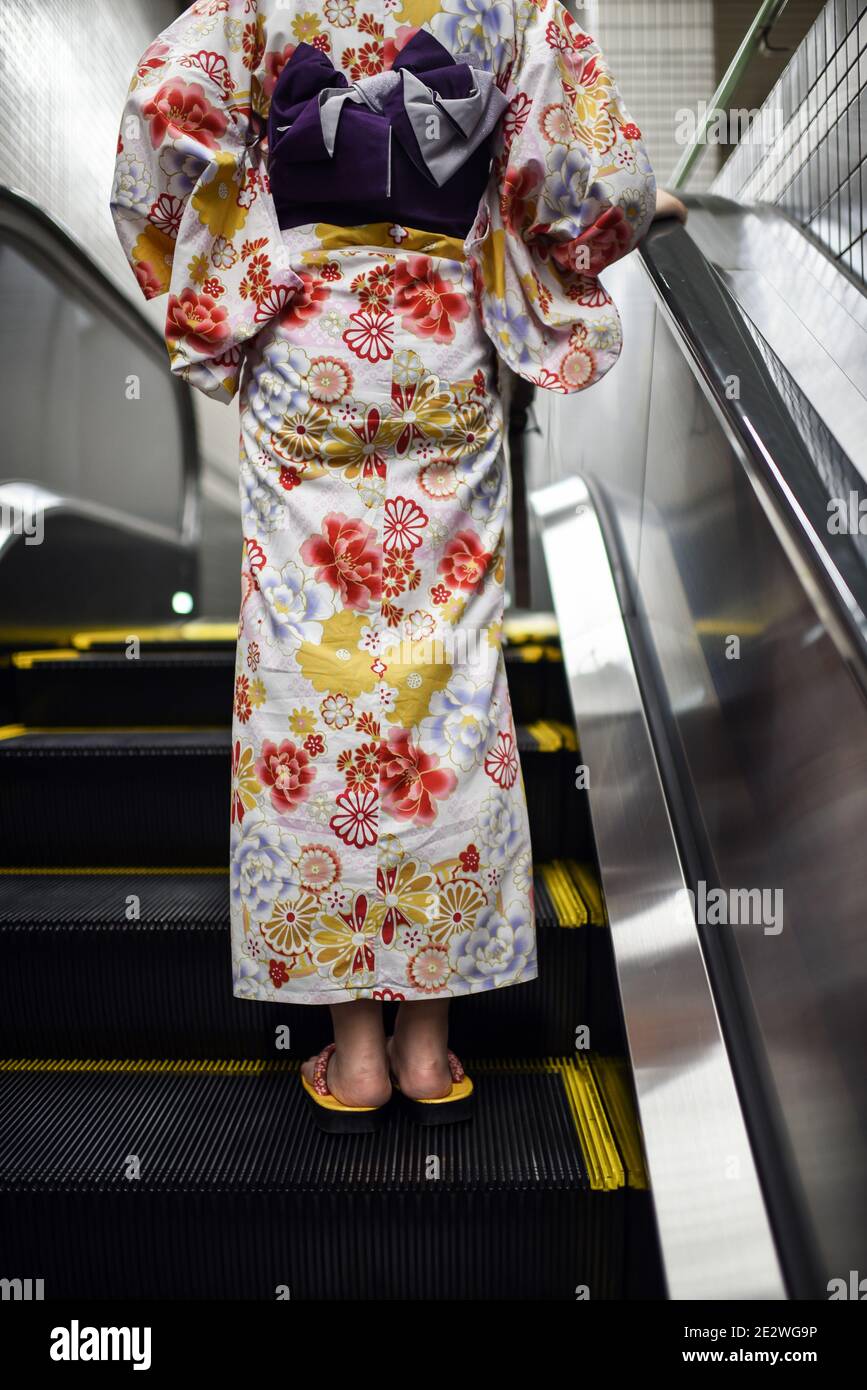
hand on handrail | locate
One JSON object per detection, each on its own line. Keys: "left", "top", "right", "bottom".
{"left": 653, "top": 188, "right": 688, "bottom": 224}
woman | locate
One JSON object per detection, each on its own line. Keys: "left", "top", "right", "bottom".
{"left": 111, "top": 0, "right": 672, "bottom": 1130}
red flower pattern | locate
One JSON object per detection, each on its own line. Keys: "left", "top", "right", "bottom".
{"left": 394, "top": 255, "right": 470, "bottom": 344}
{"left": 165, "top": 288, "right": 231, "bottom": 355}
{"left": 256, "top": 739, "right": 316, "bottom": 814}
{"left": 380, "top": 729, "right": 457, "bottom": 826}
{"left": 438, "top": 530, "right": 493, "bottom": 591}
{"left": 300, "top": 512, "right": 382, "bottom": 611}
{"left": 484, "top": 731, "right": 519, "bottom": 788}
{"left": 141, "top": 78, "right": 227, "bottom": 148}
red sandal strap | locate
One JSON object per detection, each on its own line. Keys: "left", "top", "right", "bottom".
{"left": 446, "top": 1049, "right": 465, "bottom": 1082}
{"left": 311, "top": 1042, "right": 337, "bottom": 1097}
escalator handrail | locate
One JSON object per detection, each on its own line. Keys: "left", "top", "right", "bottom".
{"left": 0, "top": 185, "right": 200, "bottom": 546}
{"left": 638, "top": 218, "right": 867, "bottom": 702}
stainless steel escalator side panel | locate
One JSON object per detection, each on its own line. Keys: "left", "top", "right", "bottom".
{"left": 630, "top": 313, "right": 867, "bottom": 1295}
{"left": 531, "top": 474, "right": 786, "bottom": 1302}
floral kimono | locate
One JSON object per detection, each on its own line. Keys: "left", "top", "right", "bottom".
{"left": 110, "top": 0, "right": 654, "bottom": 1005}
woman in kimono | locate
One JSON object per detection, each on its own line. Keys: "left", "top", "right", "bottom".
{"left": 111, "top": 0, "right": 669, "bottom": 1130}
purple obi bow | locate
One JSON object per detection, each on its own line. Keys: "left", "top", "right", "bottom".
{"left": 267, "top": 29, "right": 508, "bottom": 237}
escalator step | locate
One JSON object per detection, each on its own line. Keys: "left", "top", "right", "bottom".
{"left": 11, "top": 651, "right": 238, "bottom": 727}
{"left": 0, "top": 724, "right": 592, "bottom": 865}
{"left": 8, "top": 633, "right": 570, "bottom": 729}
{"left": 0, "top": 1059, "right": 625, "bottom": 1299}
{"left": 0, "top": 867, "right": 596, "bottom": 1058}
{"left": 0, "top": 728, "right": 229, "bottom": 867}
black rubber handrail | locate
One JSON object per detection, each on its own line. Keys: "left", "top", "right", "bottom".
{"left": 638, "top": 217, "right": 867, "bottom": 702}
{"left": 0, "top": 185, "right": 200, "bottom": 546}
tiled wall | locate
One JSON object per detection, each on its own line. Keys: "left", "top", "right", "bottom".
{"left": 713, "top": 0, "right": 867, "bottom": 283}
{"left": 0, "top": 0, "right": 180, "bottom": 295}
{"left": 589, "top": 0, "right": 718, "bottom": 190}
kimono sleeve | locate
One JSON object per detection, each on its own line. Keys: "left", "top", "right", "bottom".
{"left": 466, "top": 0, "right": 656, "bottom": 393}
{"left": 109, "top": 0, "right": 302, "bottom": 403}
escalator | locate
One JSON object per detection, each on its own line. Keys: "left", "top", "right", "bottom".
{"left": 0, "top": 623, "right": 659, "bottom": 1300}
{"left": 0, "top": 184, "right": 864, "bottom": 1300}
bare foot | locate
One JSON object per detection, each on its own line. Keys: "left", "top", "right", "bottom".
{"left": 301, "top": 1047, "right": 392, "bottom": 1108}
{"left": 386, "top": 1035, "right": 453, "bottom": 1100}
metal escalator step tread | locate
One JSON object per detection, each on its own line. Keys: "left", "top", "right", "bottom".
{"left": 12, "top": 651, "right": 234, "bottom": 671}
{"left": 0, "top": 879, "right": 588, "bottom": 1060}
{"left": 0, "top": 728, "right": 231, "bottom": 752}
{"left": 472, "top": 1057, "right": 625, "bottom": 1192}
{"left": 0, "top": 864, "right": 598, "bottom": 932}
{"left": 532, "top": 868, "right": 559, "bottom": 924}
{"left": 0, "top": 1060, "right": 594, "bottom": 1194}
{"left": 0, "top": 872, "right": 229, "bottom": 925}
{"left": 1, "top": 726, "right": 573, "bottom": 753}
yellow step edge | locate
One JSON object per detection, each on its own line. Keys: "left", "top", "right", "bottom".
{"left": 0, "top": 1058, "right": 294, "bottom": 1074}
{"left": 471, "top": 1056, "right": 626, "bottom": 1191}
{"left": 0, "top": 724, "right": 229, "bottom": 741}
{"left": 564, "top": 860, "right": 608, "bottom": 927}
{"left": 504, "top": 642, "right": 563, "bottom": 665}
{"left": 12, "top": 628, "right": 566, "bottom": 657}
{"left": 71, "top": 623, "right": 237, "bottom": 650}
{"left": 11, "top": 650, "right": 82, "bottom": 668}
{"left": 593, "top": 1056, "right": 649, "bottom": 1190}
{"left": 525, "top": 720, "right": 561, "bottom": 752}
{"left": 525, "top": 719, "right": 579, "bottom": 753}
{"left": 540, "top": 861, "right": 589, "bottom": 927}
{"left": 0, "top": 863, "right": 592, "bottom": 888}
{"left": 694, "top": 618, "right": 765, "bottom": 637}
{"left": 508, "top": 642, "right": 547, "bottom": 663}
{"left": 503, "top": 614, "right": 560, "bottom": 643}
{"left": 551, "top": 720, "right": 579, "bottom": 752}
{"left": 559, "top": 1056, "right": 626, "bottom": 1192}
{"left": 0, "top": 627, "right": 88, "bottom": 644}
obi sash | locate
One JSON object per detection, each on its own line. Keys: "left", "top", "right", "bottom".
{"left": 266, "top": 29, "right": 508, "bottom": 238}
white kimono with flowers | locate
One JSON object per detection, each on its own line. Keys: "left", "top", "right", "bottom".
{"left": 111, "top": 0, "right": 653, "bottom": 1004}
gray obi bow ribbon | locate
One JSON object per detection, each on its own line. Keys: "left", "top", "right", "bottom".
{"left": 301, "top": 65, "right": 508, "bottom": 188}
{"left": 267, "top": 33, "right": 509, "bottom": 199}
